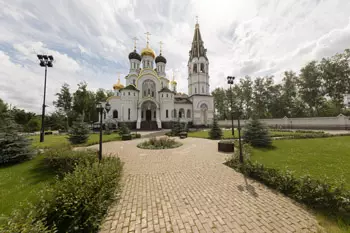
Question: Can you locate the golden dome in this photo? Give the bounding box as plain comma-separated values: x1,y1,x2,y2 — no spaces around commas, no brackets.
170,80,177,85
141,46,156,58
113,78,124,90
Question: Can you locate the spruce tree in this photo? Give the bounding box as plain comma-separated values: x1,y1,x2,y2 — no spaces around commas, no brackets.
171,118,181,136
118,122,130,135
242,118,272,147
0,116,33,164
67,115,90,144
209,116,222,139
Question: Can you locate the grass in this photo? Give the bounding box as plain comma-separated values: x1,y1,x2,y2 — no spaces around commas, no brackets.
0,155,56,223
30,133,122,149
251,136,350,190
188,129,313,139
250,136,350,233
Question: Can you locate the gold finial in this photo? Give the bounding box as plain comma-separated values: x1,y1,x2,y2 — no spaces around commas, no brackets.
159,41,163,54
132,37,138,50
145,32,151,48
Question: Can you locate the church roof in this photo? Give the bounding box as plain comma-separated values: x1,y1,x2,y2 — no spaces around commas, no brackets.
158,87,173,93
174,97,192,104
189,23,208,61
121,84,139,91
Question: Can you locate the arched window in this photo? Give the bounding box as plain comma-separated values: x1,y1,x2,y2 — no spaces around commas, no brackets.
187,109,191,118
133,79,135,85
200,63,205,72
193,64,197,73
173,109,177,118
128,108,130,120
166,110,169,118
142,79,156,97
113,110,118,119
179,108,185,118
195,87,197,94
202,86,204,93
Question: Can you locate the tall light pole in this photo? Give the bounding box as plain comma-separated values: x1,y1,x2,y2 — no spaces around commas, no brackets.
227,76,243,163
96,102,111,161
37,54,54,142
227,76,235,136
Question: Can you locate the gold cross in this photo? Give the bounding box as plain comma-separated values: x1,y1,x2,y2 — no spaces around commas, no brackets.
159,41,163,54
132,37,138,50
145,32,151,47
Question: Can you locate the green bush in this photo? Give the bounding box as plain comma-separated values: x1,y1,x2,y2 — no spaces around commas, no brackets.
226,158,350,213
0,117,33,165
170,120,181,136
242,118,271,147
43,148,97,176
121,134,132,141
2,150,123,233
209,116,222,139
118,123,130,135
131,133,141,138
137,137,182,149
67,116,90,145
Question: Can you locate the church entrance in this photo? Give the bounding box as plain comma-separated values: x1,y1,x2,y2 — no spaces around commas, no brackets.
140,100,159,130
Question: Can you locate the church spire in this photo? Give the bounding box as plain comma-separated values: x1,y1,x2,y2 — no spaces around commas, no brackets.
189,16,207,61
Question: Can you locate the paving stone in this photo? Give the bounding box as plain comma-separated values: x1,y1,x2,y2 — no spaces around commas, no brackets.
96,137,320,233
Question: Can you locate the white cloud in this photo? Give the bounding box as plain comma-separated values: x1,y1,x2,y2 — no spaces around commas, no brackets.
1,0,350,113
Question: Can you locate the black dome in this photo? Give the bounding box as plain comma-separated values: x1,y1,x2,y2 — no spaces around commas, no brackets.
128,50,141,61
155,54,167,64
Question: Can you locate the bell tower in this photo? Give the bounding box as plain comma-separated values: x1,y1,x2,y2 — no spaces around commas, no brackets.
188,17,210,96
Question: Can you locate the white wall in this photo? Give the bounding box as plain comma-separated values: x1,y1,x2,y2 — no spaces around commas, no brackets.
218,115,350,130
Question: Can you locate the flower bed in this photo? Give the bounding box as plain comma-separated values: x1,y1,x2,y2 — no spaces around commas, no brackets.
137,137,182,149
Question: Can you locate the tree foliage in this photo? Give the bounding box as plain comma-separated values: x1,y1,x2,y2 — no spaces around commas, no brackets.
242,118,272,147
0,116,33,165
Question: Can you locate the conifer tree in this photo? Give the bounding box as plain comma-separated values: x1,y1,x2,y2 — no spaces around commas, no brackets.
67,115,90,144
242,118,272,147
209,116,222,139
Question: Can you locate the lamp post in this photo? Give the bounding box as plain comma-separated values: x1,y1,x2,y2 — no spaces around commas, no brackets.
227,76,243,163
37,54,54,142
96,102,111,161
227,76,235,136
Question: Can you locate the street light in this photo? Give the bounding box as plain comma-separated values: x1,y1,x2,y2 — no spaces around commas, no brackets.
37,54,54,142
227,76,243,163
96,102,111,161
227,76,235,136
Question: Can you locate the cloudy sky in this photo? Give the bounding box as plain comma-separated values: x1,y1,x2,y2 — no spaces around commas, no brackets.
1,0,350,113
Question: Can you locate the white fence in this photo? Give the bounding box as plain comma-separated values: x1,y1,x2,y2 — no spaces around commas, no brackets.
218,114,350,130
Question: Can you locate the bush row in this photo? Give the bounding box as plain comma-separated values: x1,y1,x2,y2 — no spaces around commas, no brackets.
274,133,350,140
137,137,182,149
1,149,123,233
226,158,350,214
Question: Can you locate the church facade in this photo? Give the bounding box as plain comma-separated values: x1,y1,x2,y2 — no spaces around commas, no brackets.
100,22,214,130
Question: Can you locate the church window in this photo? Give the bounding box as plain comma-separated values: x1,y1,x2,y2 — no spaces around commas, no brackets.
128,108,130,120
202,87,204,93
166,94,168,98
148,89,150,95
128,92,130,96
152,91,154,97
193,64,197,73
187,109,191,118
143,90,146,96
162,94,163,97
166,110,169,118
154,111,156,118
133,79,135,85
179,111,182,118
123,92,125,96
161,82,163,87
113,110,118,118
134,92,135,96
195,88,197,94
173,110,177,118
200,63,205,72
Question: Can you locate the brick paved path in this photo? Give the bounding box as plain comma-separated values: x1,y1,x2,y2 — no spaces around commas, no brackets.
96,137,319,233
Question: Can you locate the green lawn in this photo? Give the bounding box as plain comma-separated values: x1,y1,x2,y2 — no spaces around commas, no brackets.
0,156,56,222
188,129,311,139
30,133,122,149
251,136,350,190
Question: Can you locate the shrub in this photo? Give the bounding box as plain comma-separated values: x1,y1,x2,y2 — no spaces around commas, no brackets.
43,148,97,176
131,133,141,138
242,118,272,147
118,122,130,135
0,117,33,165
67,116,90,145
209,116,222,139
226,158,350,214
121,134,132,141
137,136,182,149
170,120,181,136
2,150,123,233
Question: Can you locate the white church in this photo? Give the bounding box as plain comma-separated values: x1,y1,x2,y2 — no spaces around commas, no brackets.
101,22,214,130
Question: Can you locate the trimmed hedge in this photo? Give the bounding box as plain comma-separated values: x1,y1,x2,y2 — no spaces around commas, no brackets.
226,158,350,213
1,149,123,233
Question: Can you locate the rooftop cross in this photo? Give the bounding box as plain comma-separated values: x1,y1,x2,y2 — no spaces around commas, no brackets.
159,41,163,54
145,32,151,47
132,37,138,50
